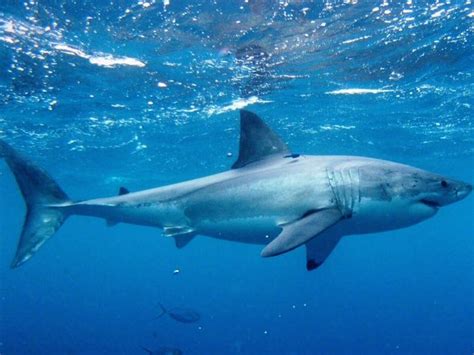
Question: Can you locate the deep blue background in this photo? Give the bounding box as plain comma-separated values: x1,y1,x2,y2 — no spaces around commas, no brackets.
1,1,473,354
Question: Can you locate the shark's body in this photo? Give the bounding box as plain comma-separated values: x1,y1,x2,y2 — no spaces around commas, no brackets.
74,156,436,242
1,110,471,270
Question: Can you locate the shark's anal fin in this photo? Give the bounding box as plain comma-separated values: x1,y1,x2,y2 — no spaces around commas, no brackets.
232,110,290,169
106,220,118,227
261,208,342,257
305,232,343,271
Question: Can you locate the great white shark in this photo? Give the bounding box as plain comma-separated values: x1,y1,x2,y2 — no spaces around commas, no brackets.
1,110,471,270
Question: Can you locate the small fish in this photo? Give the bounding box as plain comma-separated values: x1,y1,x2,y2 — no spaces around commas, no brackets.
141,346,183,355
156,303,200,323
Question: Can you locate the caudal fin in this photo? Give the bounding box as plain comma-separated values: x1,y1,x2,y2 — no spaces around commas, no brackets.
140,346,153,354
155,303,167,319
0,140,70,268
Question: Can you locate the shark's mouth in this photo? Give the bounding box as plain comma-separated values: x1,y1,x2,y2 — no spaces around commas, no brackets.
420,199,440,209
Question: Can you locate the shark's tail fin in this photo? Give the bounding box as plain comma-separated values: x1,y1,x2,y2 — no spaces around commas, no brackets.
140,346,153,354
155,303,167,319
0,140,71,268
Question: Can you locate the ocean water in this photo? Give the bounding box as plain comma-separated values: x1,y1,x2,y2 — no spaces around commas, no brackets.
0,1,473,354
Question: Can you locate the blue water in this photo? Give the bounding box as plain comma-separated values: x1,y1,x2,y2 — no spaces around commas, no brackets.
1,1,473,354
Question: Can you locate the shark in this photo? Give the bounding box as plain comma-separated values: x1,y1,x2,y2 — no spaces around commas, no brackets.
1,110,471,270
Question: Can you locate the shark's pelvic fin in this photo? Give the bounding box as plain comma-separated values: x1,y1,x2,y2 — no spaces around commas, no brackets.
0,140,71,268
231,110,291,169
261,208,342,257
163,226,195,238
106,220,118,227
305,232,343,271
174,234,195,249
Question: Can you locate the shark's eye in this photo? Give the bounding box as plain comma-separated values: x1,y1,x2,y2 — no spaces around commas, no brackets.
441,180,448,188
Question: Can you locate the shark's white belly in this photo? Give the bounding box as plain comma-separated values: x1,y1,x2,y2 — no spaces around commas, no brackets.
197,216,282,244
171,161,334,244
347,197,438,235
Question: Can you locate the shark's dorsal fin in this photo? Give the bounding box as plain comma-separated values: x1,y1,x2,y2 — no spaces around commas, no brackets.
118,186,130,195
232,110,291,169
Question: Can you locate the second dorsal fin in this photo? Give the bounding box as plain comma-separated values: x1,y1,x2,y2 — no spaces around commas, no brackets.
107,187,130,227
231,110,290,169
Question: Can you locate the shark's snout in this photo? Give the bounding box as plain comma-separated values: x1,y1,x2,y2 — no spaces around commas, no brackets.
456,182,472,201
439,179,472,206
418,177,472,208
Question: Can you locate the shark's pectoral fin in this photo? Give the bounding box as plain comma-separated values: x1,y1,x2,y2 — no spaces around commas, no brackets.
305,232,343,271
174,234,195,249
232,110,291,169
261,208,342,257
